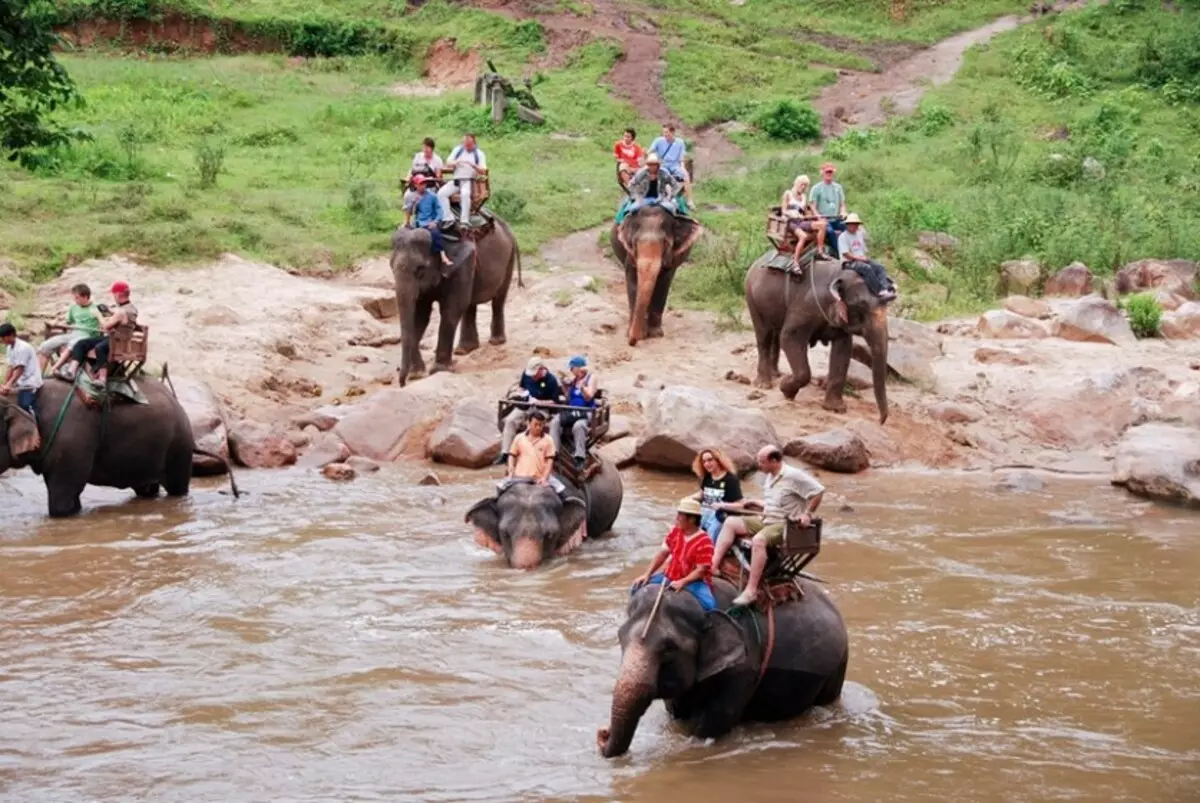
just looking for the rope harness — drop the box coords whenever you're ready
[38,372,83,461]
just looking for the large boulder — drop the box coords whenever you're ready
[784,429,869,473]
[917,231,959,255]
[1112,423,1200,507]
[1043,261,1094,297]
[1116,259,1197,300]
[172,376,229,476]
[1002,295,1052,319]
[428,397,501,468]
[1024,366,1170,450]
[635,386,778,473]
[1051,295,1136,346]
[999,259,1044,296]
[873,317,943,388]
[229,421,297,469]
[977,309,1050,339]
[333,372,471,462]
[1160,302,1200,341]
[297,432,352,469]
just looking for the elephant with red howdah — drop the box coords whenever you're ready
[597,575,849,758]
[391,217,520,387]
[466,456,624,570]
[744,254,891,423]
[1,378,200,518]
[611,205,704,347]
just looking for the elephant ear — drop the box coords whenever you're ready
[696,611,748,684]
[465,497,501,543]
[669,219,704,268]
[5,404,40,459]
[557,496,588,540]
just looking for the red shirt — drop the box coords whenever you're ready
[614,141,643,170]
[663,526,714,586]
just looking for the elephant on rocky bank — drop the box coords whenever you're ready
[744,254,891,423]
[611,205,703,346]
[391,218,520,387]
[597,576,849,758]
[1,378,203,517]
[465,457,624,569]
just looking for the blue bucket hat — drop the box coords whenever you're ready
[568,355,587,369]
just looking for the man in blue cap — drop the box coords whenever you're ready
[551,354,598,470]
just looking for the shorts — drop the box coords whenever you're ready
[742,516,785,546]
[634,573,716,611]
[788,219,817,234]
[667,165,690,183]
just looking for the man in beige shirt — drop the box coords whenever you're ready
[711,444,825,605]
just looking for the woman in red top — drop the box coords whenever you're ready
[630,497,717,611]
[613,128,643,189]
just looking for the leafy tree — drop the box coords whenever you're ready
[1,0,84,167]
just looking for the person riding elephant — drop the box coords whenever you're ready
[743,251,891,423]
[0,377,218,518]
[610,198,703,347]
[391,215,521,387]
[596,573,849,758]
[465,455,624,570]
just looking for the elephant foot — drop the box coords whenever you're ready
[780,374,809,400]
[646,326,664,339]
[488,335,506,346]
[454,343,479,356]
[753,376,774,390]
[430,361,453,375]
[821,397,848,414]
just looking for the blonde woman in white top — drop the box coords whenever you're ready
[781,175,826,266]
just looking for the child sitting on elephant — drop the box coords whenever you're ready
[630,497,716,611]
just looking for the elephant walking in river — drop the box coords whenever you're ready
[611,205,703,346]
[1,378,198,517]
[391,218,520,387]
[465,457,623,569]
[598,576,848,758]
[744,253,891,423]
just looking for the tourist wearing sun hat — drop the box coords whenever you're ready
[552,354,598,470]
[495,355,564,466]
[630,496,717,611]
[836,212,898,301]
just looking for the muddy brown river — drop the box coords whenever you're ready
[1,465,1197,802]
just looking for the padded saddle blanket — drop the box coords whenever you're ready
[77,374,148,405]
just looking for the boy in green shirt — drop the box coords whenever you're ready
[39,283,101,374]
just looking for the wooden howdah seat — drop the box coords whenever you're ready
[726,517,824,592]
[41,321,149,381]
[496,387,611,485]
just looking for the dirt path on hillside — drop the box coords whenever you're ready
[814,0,1097,136]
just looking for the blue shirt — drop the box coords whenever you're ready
[565,374,596,408]
[414,190,441,227]
[648,136,686,170]
[520,372,562,402]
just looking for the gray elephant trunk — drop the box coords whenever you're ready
[868,313,889,424]
[601,645,657,758]
[509,535,543,570]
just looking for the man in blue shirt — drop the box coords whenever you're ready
[412,175,452,268]
[495,357,564,465]
[647,124,692,207]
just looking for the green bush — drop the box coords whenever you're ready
[1123,292,1163,338]
[1137,22,1200,104]
[193,138,225,189]
[488,189,528,223]
[756,100,821,143]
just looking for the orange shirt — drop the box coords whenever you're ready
[511,431,556,479]
[614,141,643,170]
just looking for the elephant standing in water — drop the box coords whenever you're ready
[465,457,624,569]
[611,205,703,346]
[391,219,520,387]
[744,254,891,423]
[597,576,848,758]
[1,378,199,517]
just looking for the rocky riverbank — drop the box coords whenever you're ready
[20,243,1200,507]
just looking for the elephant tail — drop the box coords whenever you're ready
[194,448,242,499]
[513,232,524,289]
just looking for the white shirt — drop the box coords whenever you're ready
[411,151,443,175]
[838,228,869,262]
[6,338,44,391]
[760,463,824,525]
[447,144,486,180]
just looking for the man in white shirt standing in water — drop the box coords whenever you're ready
[439,133,488,226]
[1,322,44,450]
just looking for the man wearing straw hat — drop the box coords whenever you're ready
[630,497,717,612]
[837,212,897,301]
[495,356,564,466]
